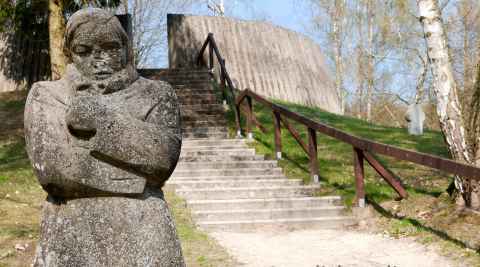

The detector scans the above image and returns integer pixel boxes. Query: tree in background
[417,0,480,208]
[120,0,198,67]
[0,0,121,80]
[308,0,348,114]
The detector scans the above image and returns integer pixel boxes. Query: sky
[152,0,318,67]
[186,0,310,33]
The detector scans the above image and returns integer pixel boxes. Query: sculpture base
[34,187,185,267]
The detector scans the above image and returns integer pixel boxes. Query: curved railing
[236,89,480,207]
[196,33,241,136]
[196,33,480,207]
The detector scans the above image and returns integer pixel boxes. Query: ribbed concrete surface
[167,14,341,114]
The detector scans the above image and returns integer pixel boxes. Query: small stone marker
[405,103,425,135]
[25,8,185,266]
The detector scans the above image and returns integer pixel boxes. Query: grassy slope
[0,97,237,267]
[227,98,480,265]
[228,99,450,205]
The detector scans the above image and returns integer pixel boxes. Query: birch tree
[417,0,478,207]
[310,0,348,114]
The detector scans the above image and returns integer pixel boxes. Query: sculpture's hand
[66,95,106,140]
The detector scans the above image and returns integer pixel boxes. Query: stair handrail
[236,88,480,207]
[196,33,242,136]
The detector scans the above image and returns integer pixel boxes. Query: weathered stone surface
[167,14,341,114]
[34,188,184,267]
[24,8,185,266]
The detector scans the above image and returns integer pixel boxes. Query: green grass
[226,97,451,207]
[0,96,237,267]
[224,95,480,264]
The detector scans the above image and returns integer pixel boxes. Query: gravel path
[211,229,457,267]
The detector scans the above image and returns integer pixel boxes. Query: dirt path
[211,229,458,267]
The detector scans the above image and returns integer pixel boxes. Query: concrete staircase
[143,68,355,232]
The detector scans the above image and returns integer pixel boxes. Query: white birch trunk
[417,0,476,206]
[333,0,345,114]
[365,0,374,122]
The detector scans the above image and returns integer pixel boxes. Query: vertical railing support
[273,111,282,159]
[308,127,319,183]
[208,44,214,71]
[246,96,253,140]
[220,59,227,106]
[353,147,366,208]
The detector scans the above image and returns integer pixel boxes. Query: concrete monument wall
[167,14,341,114]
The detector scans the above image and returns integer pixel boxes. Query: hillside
[226,97,480,264]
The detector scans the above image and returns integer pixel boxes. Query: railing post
[209,44,214,71]
[220,59,227,106]
[273,111,282,159]
[353,147,366,208]
[246,96,253,140]
[307,127,319,183]
[235,103,242,138]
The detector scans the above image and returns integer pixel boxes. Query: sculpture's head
[65,8,134,81]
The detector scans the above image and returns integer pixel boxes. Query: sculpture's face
[70,22,127,81]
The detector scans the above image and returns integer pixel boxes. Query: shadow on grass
[0,138,29,169]
[367,197,480,253]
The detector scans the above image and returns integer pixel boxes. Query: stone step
[176,160,277,170]
[180,109,226,116]
[176,90,217,96]
[180,109,227,120]
[182,131,228,139]
[180,148,255,158]
[163,76,212,83]
[179,154,264,162]
[138,68,210,78]
[175,89,218,96]
[172,167,284,177]
[180,104,224,111]
[169,80,212,87]
[176,185,320,200]
[181,114,226,122]
[197,216,356,232]
[181,126,227,134]
[181,138,246,147]
[193,207,345,222]
[186,196,342,210]
[168,179,303,189]
[179,97,221,106]
[180,144,247,151]
[170,174,284,181]
[182,119,227,128]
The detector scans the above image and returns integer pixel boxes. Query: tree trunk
[417,0,478,208]
[365,0,374,122]
[48,0,66,80]
[332,0,345,114]
[469,64,480,166]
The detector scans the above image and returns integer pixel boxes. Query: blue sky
[151,0,316,67]
[191,0,311,35]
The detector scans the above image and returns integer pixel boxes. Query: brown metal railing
[196,33,480,207]
[196,33,242,136]
[236,89,480,207]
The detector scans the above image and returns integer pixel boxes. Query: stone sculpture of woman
[24,8,185,266]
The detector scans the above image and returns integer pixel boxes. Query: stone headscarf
[64,8,134,65]
[63,8,138,93]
